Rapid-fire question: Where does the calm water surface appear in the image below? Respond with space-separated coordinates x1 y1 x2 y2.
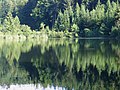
0 39 119 90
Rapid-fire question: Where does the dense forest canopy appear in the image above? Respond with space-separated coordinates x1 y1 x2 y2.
0 0 120 37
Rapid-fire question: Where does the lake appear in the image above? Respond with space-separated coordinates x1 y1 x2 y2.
0 39 119 90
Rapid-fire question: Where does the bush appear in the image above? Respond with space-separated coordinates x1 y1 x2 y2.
48 31 64 38
71 24 79 32
111 26 119 37
20 25 32 36
84 28 93 37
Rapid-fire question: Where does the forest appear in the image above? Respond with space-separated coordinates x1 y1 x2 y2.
0 0 120 38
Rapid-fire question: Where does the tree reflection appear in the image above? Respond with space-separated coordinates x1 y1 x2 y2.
0 39 119 90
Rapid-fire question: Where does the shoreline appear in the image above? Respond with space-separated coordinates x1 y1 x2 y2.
0 34 118 40
0 34 48 40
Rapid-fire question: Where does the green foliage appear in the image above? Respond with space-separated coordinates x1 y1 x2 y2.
0 0 28 19
53 0 120 37
54 11 65 32
20 25 32 36
111 26 119 37
1 12 32 35
71 24 79 32
2 13 20 33
0 13 35 39
110 7 120 37
0 0 120 38
115 8 120 29
84 28 93 37
39 23 45 31
32 0 60 28
0 24 2 31
74 3 81 24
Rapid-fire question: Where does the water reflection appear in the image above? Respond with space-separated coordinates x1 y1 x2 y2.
0 84 64 90
0 39 119 90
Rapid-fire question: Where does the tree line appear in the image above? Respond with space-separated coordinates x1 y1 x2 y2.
0 0 120 38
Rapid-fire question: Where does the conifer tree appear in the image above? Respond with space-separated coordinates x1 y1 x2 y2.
3 13 14 32
106 0 113 19
54 11 65 31
95 0 105 21
63 9 70 31
86 9 90 22
90 9 96 21
75 3 81 24
81 4 86 18
115 8 120 29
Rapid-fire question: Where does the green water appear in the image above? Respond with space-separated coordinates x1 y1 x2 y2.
0 39 119 90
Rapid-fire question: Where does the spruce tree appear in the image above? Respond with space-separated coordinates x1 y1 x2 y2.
106 0 113 19
3 13 14 32
81 4 86 18
63 9 70 31
54 10 65 31
75 3 81 24
95 0 105 21
115 8 120 29
68 5 74 24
